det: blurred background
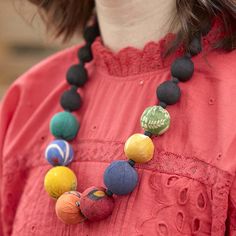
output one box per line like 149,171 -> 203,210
0,1 -> 82,100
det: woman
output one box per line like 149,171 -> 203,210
1,0 -> 236,235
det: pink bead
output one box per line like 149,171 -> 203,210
80,186 -> 115,221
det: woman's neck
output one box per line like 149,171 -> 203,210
95,0 -> 177,52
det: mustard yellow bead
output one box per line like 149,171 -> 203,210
124,133 -> 154,163
44,166 -> 77,199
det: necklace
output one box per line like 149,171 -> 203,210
43,18 -> 204,224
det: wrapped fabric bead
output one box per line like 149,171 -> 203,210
189,36 -> 202,56
44,166 -> 77,199
45,139 -> 74,166
66,64 -> 88,87
56,191 -> 86,224
124,133 -> 154,163
140,106 -> 170,136
60,86 -> 82,112
104,160 -> 138,195
50,111 -> 80,141
78,44 -> 93,63
83,23 -> 100,44
171,56 -> 194,82
156,81 -> 181,105
80,186 -> 115,221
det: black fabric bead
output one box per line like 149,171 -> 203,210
156,81 -> 181,105
128,159 -> 136,167
105,189 -> 113,197
158,101 -> 167,108
83,23 -> 100,44
144,130 -> 153,137
78,44 -> 93,63
171,76 -> 179,84
60,86 -> 82,111
189,36 -> 202,56
171,56 -> 194,82
66,64 -> 88,87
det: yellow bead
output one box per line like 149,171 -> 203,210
124,133 -> 155,163
44,166 -> 77,199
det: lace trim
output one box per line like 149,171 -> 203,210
2,138 -> 234,234
91,16 -> 225,77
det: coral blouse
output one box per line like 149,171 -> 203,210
1,17 -> 236,236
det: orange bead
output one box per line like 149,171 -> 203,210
55,191 -> 86,224
124,133 -> 154,163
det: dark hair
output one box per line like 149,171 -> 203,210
28,0 -> 236,52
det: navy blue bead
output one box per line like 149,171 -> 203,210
66,64 -> 88,87
78,44 -> 93,63
171,56 -> 194,82
104,160 -> 138,195
60,86 -> 82,111
144,130 -> 153,137
128,159 -> 135,167
156,81 -> 181,105
189,36 -> 202,56
83,23 -> 100,44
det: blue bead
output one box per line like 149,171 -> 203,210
45,139 -> 74,166
103,160 -> 138,195
50,111 -> 80,141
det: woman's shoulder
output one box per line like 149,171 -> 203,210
0,42 -> 84,110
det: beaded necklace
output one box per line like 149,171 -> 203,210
44,18 -> 205,224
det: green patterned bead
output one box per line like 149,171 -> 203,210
50,111 -> 80,141
140,106 -> 170,135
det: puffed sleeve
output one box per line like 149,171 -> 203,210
0,82 -> 21,236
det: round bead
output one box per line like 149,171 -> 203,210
44,166 -> 77,199
171,56 -> 194,82
103,160 -> 138,195
78,44 -> 93,63
80,186 -> 115,221
140,106 -> 170,136
156,81 -> 181,105
189,36 -> 202,56
83,24 -> 100,44
66,64 -> 88,87
50,111 -> 80,141
60,86 -> 82,112
124,134 -> 154,163
56,191 -> 86,224
45,139 -> 74,166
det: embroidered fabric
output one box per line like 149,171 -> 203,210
2,138 -> 234,235
91,17 -> 225,77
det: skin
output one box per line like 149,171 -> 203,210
94,0 -> 178,52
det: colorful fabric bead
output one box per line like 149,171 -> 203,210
156,81 -> 181,105
124,133 -> 154,163
55,191 -> 86,224
171,56 -> 194,82
42,20 -> 202,225
103,160 -> 138,195
44,166 -> 77,199
80,186 -> 115,221
140,105 -> 170,135
50,111 -> 80,141
45,139 -> 74,166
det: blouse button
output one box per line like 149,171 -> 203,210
91,125 -> 97,131
139,80 -> 144,85
208,97 -> 215,105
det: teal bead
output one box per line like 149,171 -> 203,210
140,106 -> 170,136
50,111 -> 80,141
